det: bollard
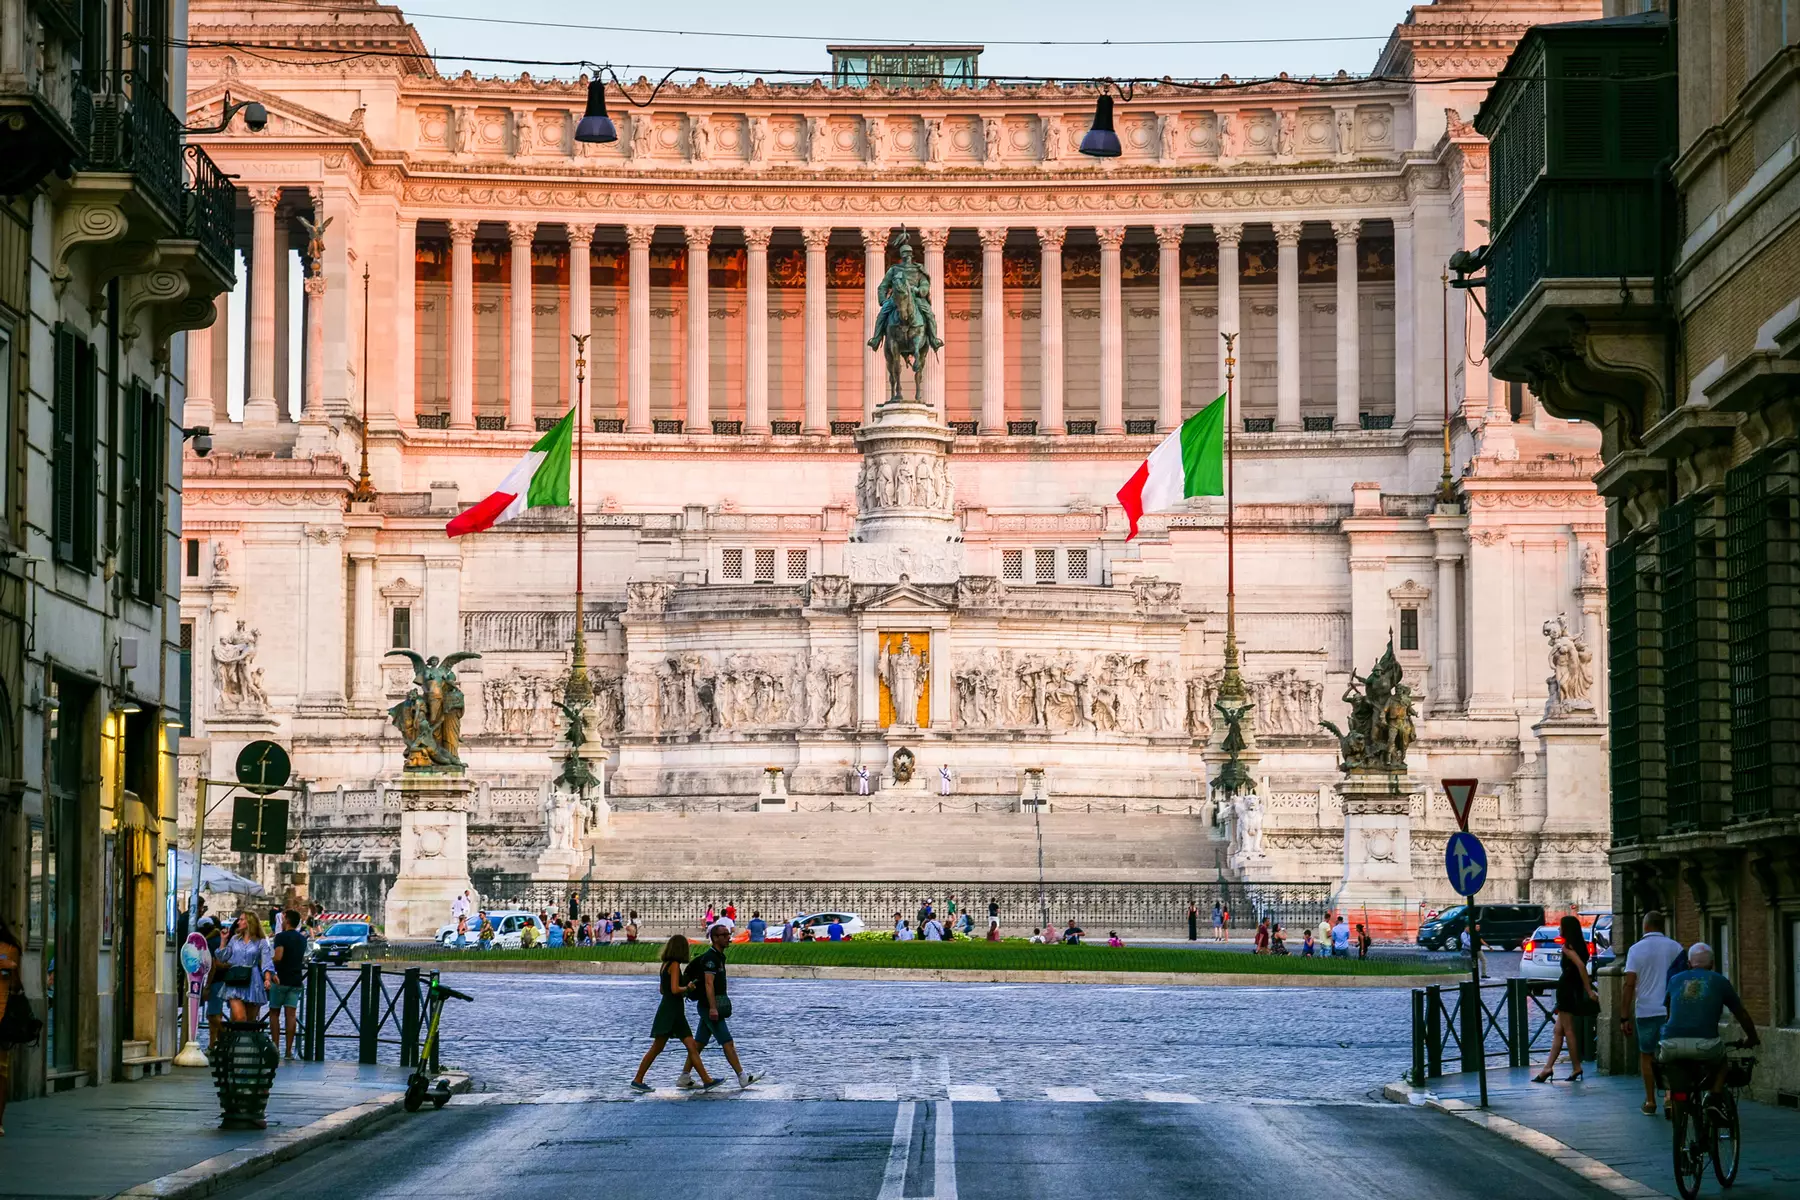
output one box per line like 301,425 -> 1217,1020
1411,989 -> 1426,1086
400,968 -> 423,1068
1425,985 -> 1443,1079
304,962 -> 328,1061
1459,980 -> 1482,1075
358,962 -> 382,1065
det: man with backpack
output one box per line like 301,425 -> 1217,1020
678,922 -> 763,1091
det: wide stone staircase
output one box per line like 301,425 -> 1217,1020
586,810 -> 1221,881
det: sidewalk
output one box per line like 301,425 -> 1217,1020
1389,1065 -> 1800,1198
1,1058 -> 455,1198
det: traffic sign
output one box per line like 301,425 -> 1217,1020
1441,778 -> 1480,831
235,739 -> 291,795
230,794 -> 289,854
1445,830 -> 1488,898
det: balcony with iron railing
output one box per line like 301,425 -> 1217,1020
183,143 -> 237,286
86,89 -> 186,227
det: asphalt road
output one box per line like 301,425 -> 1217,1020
212,1096 -> 1620,1200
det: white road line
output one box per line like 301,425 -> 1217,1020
876,1101 -> 916,1200
1045,1086 -> 1102,1102
1143,1091 -> 1201,1104
844,1084 -> 901,1101
934,1100 -> 958,1200
946,1085 -> 1000,1102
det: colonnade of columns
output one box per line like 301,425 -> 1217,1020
213,211 -> 1415,438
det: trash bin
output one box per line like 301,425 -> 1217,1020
211,1019 -> 280,1129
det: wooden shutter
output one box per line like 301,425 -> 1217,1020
72,337 -> 97,571
140,383 -> 166,598
121,377 -> 143,590
52,327 -> 76,561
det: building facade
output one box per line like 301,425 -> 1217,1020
1481,1 -> 1800,1102
177,1 -> 1612,922
1,0 -> 233,1098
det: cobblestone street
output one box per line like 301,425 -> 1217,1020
426,972 -> 1413,1102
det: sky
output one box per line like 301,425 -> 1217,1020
376,0 -> 1419,84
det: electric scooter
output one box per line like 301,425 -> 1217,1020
404,975 -> 473,1112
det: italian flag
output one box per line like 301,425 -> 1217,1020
1116,394 -> 1226,540
445,409 -> 574,537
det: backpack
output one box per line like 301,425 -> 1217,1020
0,989 -> 44,1047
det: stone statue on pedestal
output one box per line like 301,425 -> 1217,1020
866,230 -> 943,405
386,650 -> 481,770
1319,638 -> 1417,773
880,634 -> 927,727
1542,613 -> 1596,718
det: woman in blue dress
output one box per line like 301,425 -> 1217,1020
213,911 -> 276,1021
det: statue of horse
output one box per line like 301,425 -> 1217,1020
881,283 -> 930,405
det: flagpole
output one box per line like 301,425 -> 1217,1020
566,334 -> 592,706
1219,331 -> 1243,704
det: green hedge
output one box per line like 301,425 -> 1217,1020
378,940 -> 1453,977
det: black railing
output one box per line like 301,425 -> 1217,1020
477,878 -> 1336,937
182,144 -> 236,282
1408,979 -> 1594,1085
88,92 -> 185,224
299,962 -> 437,1068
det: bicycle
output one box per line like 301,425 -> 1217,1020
1666,1041 -> 1755,1199
403,975 -> 473,1113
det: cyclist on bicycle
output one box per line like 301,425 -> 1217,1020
1658,943 -> 1760,1093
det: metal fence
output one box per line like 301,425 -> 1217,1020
478,878 -> 1336,937
299,963 -> 437,1068
1408,979 -> 1594,1084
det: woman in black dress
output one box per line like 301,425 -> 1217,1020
1535,913 -> 1597,1082
630,935 -> 718,1092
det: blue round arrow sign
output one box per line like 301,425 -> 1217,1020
1445,830 -> 1488,898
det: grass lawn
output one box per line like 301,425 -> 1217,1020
382,940 -> 1457,976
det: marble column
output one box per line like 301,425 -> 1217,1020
1273,221 -> 1303,432
567,224 -> 593,429
394,216 -> 417,427
802,227 -> 831,434
920,227 -> 948,417
507,221 -> 535,430
1393,215 -> 1416,428
979,227 -> 1007,434
1431,528 -> 1464,714
1214,223 -> 1242,403
242,186 -> 281,426
686,224 -> 713,433
1333,219 -> 1362,431
1154,223 -> 1184,432
625,223 -> 654,433
448,218 -> 477,430
1466,528 -> 1514,714
744,227 -> 771,433
302,274 -> 325,421
1096,226 -> 1126,435
1036,226 -> 1065,435
861,227 -> 885,419
351,553 -> 378,707
183,315 -> 214,430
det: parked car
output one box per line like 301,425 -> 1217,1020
1579,910 -> 1615,967
1415,903 -> 1546,952
793,912 -> 866,940
311,921 -> 385,964
436,910 -> 544,949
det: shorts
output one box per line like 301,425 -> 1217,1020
694,1010 -> 732,1049
1634,1014 -> 1666,1055
268,984 -> 303,1010
205,982 -> 225,1018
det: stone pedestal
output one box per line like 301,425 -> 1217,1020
1019,767 -> 1051,813
757,765 -> 789,812
845,399 -> 964,584
382,773 -> 474,939
1334,772 -> 1422,914
1529,716 -> 1610,907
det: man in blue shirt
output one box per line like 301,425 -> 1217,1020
1659,943 -> 1760,1092
826,917 -> 845,941
747,912 -> 767,943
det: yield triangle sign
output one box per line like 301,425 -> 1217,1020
1441,778 -> 1480,831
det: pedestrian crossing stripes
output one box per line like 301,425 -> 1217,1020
449,1085 -> 1389,1106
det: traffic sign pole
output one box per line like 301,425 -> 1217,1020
1444,828 -> 1491,1109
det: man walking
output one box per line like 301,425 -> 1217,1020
1620,909 -> 1686,1114
269,910 -> 308,1060
680,922 -> 763,1090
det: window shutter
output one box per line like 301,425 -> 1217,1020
1559,55 -> 1606,171
52,326 -> 76,562
73,338 -> 97,571
122,378 -> 143,591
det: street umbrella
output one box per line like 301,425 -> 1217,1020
174,850 -> 269,897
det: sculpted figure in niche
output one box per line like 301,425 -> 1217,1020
1335,108 -> 1355,156
629,114 -> 655,161
1217,112 -> 1240,158
689,115 -> 711,162
211,541 -> 231,579
806,658 -> 832,728
746,116 -> 768,164
864,116 -> 886,164
880,634 -> 927,727
214,620 -> 268,712
808,116 -> 830,163
923,117 -> 944,165
1277,111 -> 1297,157
514,112 -> 535,156
454,108 -> 476,155
1542,613 -> 1596,718
1041,114 -> 1064,162
1159,114 -> 1181,162
983,117 -> 1003,164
